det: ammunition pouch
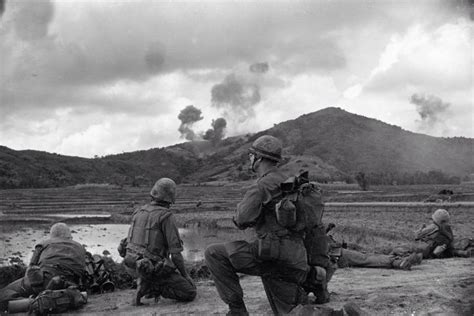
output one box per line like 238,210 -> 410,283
257,233 -> 280,261
29,287 -> 87,315
257,233 -> 308,272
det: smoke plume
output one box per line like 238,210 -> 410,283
0,0 -> 5,18
202,118 -> 227,144
12,0 -> 54,41
145,41 -> 166,73
178,105 -> 203,140
211,74 -> 261,121
410,93 -> 450,127
249,62 -> 269,73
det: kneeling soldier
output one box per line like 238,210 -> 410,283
121,178 -> 196,306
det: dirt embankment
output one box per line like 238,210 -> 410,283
66,258 -> 473,316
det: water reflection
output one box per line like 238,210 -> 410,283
0,224 -> 251,266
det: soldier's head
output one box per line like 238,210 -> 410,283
50,222 -> 72,240
248,135 -> 282,173
432,208 -> 450,226
150,178 -> 177,205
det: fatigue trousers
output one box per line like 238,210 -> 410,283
205,240 -> 308,315
0,269 -> 60,312
338,249 -> 395,268
123,255 -> 196,302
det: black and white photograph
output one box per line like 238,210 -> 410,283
0,0 -> 473,314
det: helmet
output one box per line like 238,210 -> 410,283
432,209 -> 450,225
150,178 -> 176,204
249,135 -> 282,162
50,222 -> 72,239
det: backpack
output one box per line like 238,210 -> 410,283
29,287 -> 87,315
276,171 -> 329,267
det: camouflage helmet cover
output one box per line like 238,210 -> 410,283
249,135 -> 282,162
50,222 -> 72,239
150,178 -> 176,204
432,208 -> 450,225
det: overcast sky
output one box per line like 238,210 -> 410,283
0,0 -> 471,158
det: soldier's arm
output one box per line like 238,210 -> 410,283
162,215 -> 194,283
415,223 -> 438,241
30,245 -> 44,266
234,183 -> 264,229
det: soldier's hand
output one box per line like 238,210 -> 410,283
184,274 -> 196,288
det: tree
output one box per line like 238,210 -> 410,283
355,171 -> 369,191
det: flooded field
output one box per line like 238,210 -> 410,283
0,221 -> 254,266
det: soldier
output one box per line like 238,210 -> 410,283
326,225 -> 422,271
413,208 -> 456,258
121,178 -> 196,306
0,223 -> 86,311
388,208 -> 469,259
205,135 -> 309,315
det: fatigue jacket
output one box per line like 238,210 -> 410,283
233,168 -> 308,272
415,222 -> 454,258
234,167 -> 287,237
30,238 -> 86,278
126,202 -> 183,262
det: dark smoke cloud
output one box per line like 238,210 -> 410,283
178,105 -> 203,140
410,93 -> 450,127
145,41 -> 166,73
12,0 -> 54,41
0,0 -> 5,18
249,62 -> 269,73
211,74 -> 261,121
202,118 -> 227,144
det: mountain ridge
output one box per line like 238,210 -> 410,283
0,107 -> 472,188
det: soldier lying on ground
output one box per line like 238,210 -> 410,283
326,224 -> 422,271
0,222 -> 86,312
391,209 -> 472,259
120,178 -> 196,306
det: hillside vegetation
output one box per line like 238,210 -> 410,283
1,107 -> 472,188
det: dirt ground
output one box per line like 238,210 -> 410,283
62,258 -> 474,316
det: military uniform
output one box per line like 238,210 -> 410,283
0,237 -> 86,310
123,202 -> 196,302
205,168 -> 309,314
414,222 -> 454,258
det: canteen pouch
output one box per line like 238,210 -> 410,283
275,198 -> 297,228
257,234 -> 280,261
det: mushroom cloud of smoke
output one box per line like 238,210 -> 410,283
410,93 -> 450,127
178,105 -> 203,140
202,118 -> 227,144
211,74 -> 261,121
249,62 -> 269,73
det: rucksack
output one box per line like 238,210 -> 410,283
276,171 -> 329,267
29,287 -> 87,315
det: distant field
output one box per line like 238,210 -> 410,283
0,182 -> 472,254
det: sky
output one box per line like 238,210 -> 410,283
0,0 -> 472,158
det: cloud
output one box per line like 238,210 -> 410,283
178,105 -> 204,140
249,62 -> 269,74
0,0 -> 472,157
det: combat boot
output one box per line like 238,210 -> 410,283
392,253 -> 420,270
227,301 -> 249,316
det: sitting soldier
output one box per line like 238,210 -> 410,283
0,223 -> 86,312
120,178 -> 196,306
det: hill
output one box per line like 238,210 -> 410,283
0,107 -> 472,188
